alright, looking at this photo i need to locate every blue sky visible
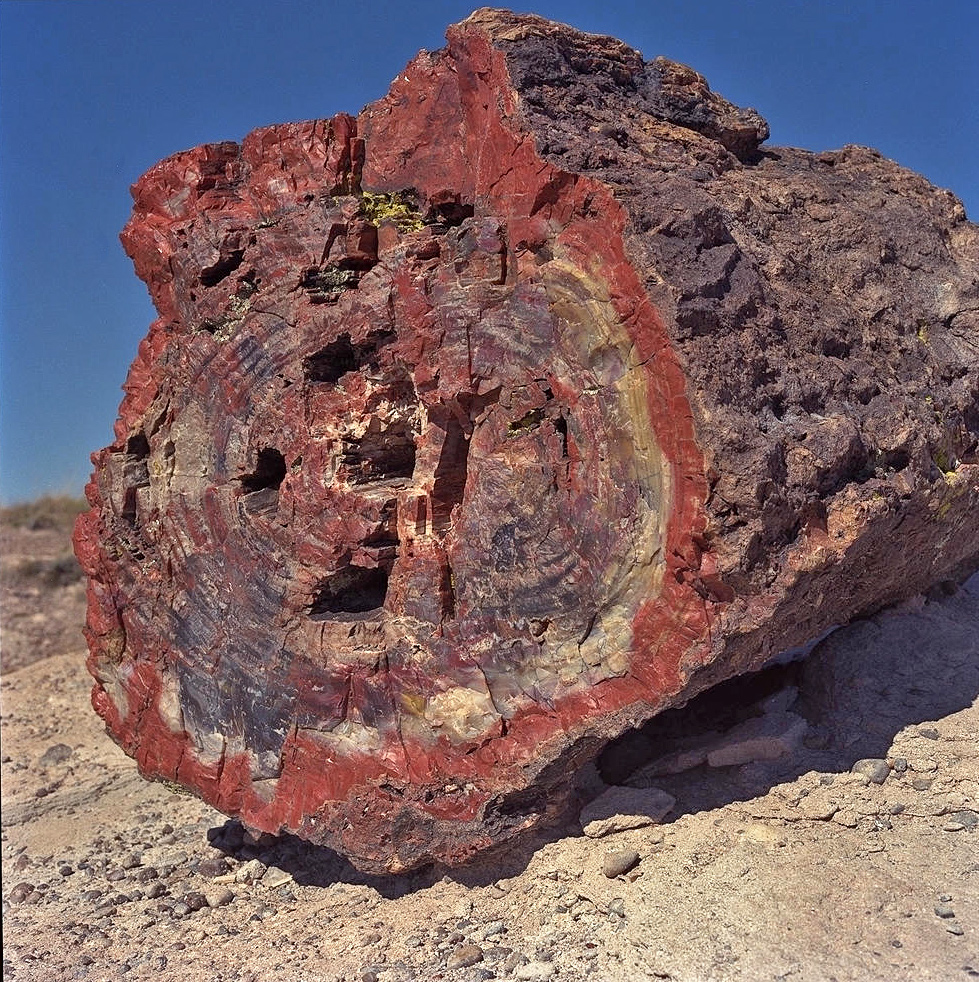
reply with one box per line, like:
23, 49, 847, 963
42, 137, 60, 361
1, 0, 976, 504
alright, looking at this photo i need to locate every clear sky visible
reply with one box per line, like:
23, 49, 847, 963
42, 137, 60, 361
1, 0, 976, 504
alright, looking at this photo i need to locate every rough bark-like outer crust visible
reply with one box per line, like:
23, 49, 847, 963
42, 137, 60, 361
75, 10, 979, 872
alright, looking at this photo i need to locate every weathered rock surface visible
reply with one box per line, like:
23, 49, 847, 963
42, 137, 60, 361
74, 9, 979, 872
579, 786, 675, 838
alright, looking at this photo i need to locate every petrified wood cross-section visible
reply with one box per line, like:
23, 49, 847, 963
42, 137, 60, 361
75, 10, 979, 872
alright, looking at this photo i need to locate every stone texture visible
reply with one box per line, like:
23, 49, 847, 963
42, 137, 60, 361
850, 758, 892, 785
74, 9, 979, 873
705, 711, 809, 767
602, 848, 641, 878
580, 786, 676, 838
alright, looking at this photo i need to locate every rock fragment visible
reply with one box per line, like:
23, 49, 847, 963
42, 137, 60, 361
234, 859, 267, 885
945, 810, 978, 830
580, 787, 676, 838
515, 962, 557, 979
7, 882, 34, 903
797, 796, 839, 822
261, 866, 293, 889
705, 712, 809, 768
38, 743, 73, 767
851, 759, 891, 785
205, 887, 234, 908
602, 848, 641, 879
447, 944, 485, 969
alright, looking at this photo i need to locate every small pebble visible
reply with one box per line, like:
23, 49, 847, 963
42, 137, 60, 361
934, 904, 956, 919
482, 946, 510, 964
918, 727, 940, 740
261, 865, 292, 888
947, 810, 979, 829
479, 920, 506, 940
145, 882, 167, 899
851, 759, 890, 785
39, 739, 70, 768
206, 887, 235, 908
197, 856, 230, 878
515, 962, 557, 980
502, 952, 531, 973
8, 882, 35, 903
235, 859, 267, 884
603, 848, 640, 878
799, 798, 838, 821
947, 924, 965, 936
447, 943, 485, 969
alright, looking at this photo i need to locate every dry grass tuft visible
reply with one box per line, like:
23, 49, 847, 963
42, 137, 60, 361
0, 496, 88, 534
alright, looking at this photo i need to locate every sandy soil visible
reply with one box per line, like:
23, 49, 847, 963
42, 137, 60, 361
2, 522, 977, 981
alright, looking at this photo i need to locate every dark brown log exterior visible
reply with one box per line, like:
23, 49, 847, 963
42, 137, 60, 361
74, 9, 979, 872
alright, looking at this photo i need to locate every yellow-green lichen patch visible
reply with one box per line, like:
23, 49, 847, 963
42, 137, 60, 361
360, 191, 427, 232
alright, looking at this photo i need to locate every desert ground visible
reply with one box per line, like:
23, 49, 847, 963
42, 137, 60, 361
2, 501, 977, 981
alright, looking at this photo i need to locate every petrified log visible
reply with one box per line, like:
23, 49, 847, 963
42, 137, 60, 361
74, 9, 979, 872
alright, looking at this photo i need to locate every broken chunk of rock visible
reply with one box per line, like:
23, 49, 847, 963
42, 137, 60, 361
705, 712, 809, 768
74, 9, 979, 873
850, 758, 891, 785
603, 848, 642, 879
580, 786, 677, 838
